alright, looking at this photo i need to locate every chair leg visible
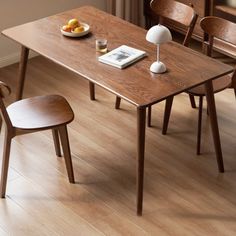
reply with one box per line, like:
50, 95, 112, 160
52, 129, 61, 157
0, 118, 2, 133
0, 131, 12, 198
162, 96, 174, 135
197, 96, 203, 155
58, 126, 75, 183
189, 94, 196, 108
147, 105, 152, 127
89, 82, 95, 101
115, 96, 121, 109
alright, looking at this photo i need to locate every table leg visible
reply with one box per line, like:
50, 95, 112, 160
137, 106, 146, 216
115, 96, 121, 109
89, 82, 95, 100
16, 46, 29, 101
204, 81, 224, 172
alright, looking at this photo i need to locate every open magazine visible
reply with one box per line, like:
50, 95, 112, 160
98, 45, 146, 69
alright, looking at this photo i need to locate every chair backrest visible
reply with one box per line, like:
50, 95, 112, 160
150, 0, 198, 46
200, 16, 236, 54
200, 16, 236, 91
0, 81, 11, 99
0, 81, 12, 129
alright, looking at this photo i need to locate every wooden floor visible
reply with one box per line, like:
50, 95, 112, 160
0, 53, 236, 235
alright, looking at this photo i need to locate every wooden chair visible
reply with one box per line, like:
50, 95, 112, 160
0, 81, 75, 197
163, 16, 236, 154
114, 0, 198, 125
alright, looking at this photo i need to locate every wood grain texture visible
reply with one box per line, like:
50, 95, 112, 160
215, 4, 236, 17
187, 74, 233, 95
144, 0, 206, 39
150, 0, 197, 27
145, 0, 198, 131
184, 17, 236, 155
2, 6, 233, 107
7, 95, 74, 130
200, 16, 236, 45
0, 56, 236, 234
117, 0, 198, 110
144, 0, 236, 57
16, 46, 29, 100
161, 16, 235, 157
1, 4, 235, 219
3, 6, 233, 215
0, 85, 75, 197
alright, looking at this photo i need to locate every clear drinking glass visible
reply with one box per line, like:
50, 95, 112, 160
96, 39, 107, 53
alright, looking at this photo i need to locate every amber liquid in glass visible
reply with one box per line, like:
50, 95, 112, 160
96, 39, 107, 53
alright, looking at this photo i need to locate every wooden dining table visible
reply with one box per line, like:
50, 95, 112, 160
2, 6, 234, 215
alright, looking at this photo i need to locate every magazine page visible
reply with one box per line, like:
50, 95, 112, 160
99, 45, 146, 69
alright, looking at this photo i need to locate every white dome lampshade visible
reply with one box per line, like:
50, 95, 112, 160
146, 24, 172, 74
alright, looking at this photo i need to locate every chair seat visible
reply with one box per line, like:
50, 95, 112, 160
7, 95, 74, 130
187, 74, 232, 96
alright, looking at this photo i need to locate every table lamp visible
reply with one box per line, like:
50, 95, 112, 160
146, 24, 172, 73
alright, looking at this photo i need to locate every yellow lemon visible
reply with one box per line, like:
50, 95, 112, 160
73, 26, 84, 33
67, 18, 79, 29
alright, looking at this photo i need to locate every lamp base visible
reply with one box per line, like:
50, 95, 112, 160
150, 61, 166, 74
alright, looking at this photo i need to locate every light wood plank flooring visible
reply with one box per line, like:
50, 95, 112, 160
0, 54, 235, 235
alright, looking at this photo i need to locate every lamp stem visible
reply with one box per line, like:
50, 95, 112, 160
157, 44, 160, 62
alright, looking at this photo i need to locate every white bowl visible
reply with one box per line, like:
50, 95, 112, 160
61, 22, 90, 37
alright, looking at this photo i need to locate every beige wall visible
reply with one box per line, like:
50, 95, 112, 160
0, 0, 107, 67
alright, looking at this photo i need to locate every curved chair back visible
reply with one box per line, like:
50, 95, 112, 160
0, 81, 12, 130
0, 81, 11, 98
200, 16, 236, 91
150, 0, 198, 46
200, 16, 236, 46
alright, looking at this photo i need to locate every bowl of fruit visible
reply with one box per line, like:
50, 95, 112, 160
61, 18, 90, 37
